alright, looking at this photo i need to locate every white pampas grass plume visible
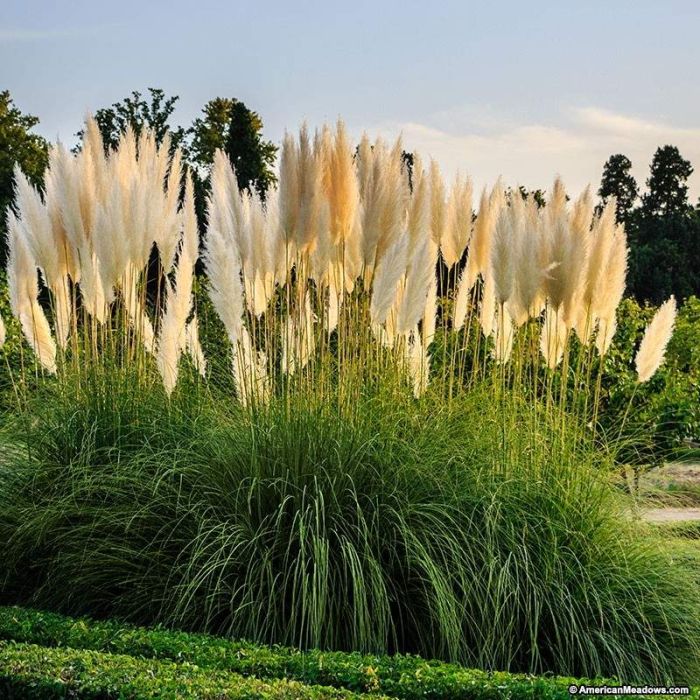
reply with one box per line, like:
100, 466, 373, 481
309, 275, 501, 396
6, 212, 57, 373
360, 138, 407, 278
422, 277, 438, 347
233, 326, 270, 406
157, 177, 199, 395
593, 224, 627, 349
0, 314, 5, 348
595, 316, 617, 356
509, 194, 546, 325
404, 329, 430, 398
540, 307, 568, 369
184, 314, 207, 378
479, 275, 496, 338
492, 306, 514, 363
581, 199, 616, 320
323, 120, 359, 245
204, 224, 245, 346
406, 155, 429, 250
396, 237, 435, 335
541, 178, 573, 311
429, 161, 446, 247
370, 235, 408, 325
635, 297, 677, 383
491, 202, 517, 305
441, 175, 473, 267
562, 188, 593, 328
21, 303, 57, 374
279, 131, 300, 240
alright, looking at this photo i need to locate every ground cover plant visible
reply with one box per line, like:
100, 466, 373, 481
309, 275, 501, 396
0, 118, 698, 685
0, 605, 619, 700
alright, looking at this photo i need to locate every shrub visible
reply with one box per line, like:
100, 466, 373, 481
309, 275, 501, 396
0, 606, 604, 699
598, 297, 700, 464
0, 641, 370, 699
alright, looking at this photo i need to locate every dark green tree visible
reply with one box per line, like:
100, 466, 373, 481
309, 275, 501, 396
598, 154, 638, 222
0, 91, 49, 266
641, 145, 693, 217
623, 146, 699, 303
187, 97, 277, 231
223, 100, 277, 199
188, 97, 235, 170
75, 88, 186, 152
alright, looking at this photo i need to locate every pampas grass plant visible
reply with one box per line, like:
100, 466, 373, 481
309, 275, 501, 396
1, 117, 697, 683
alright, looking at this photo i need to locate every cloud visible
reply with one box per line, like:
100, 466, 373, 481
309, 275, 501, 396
362, 106, 700, 200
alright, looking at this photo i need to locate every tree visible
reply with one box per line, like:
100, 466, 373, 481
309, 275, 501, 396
619, 145, 700, 304
641, 145, 693, 217
75, 88, 186, 152
224, 100, 277, 199
188, 97, 277, 221
0, 91, 49, 266
598, 154, 638, 222
188, 97, 235, 171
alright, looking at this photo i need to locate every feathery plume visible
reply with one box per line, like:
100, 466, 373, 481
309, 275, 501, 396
440, 175, 473, 267
6, 216, 56, 373
479, 275, 496, 338
422, 277, 438, 347
404, 329, 430, 398
595, 316, 617, 356
540, 307, 568, 369
397, 236, 435, 335
185, 315, 207, 378
429, 161, 446, 247
370, 235, 408, 326
635, 297, 677, 383
492, 306, 514, 364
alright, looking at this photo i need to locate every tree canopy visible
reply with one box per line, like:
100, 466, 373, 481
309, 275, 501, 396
598, 154, 638, 221
75, 88, 186, 153
0, 91, 49, 266
598, 145, 699, 304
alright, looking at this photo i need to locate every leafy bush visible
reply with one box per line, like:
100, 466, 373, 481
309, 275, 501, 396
0, 640, 369, 699
597, 296, 700, 464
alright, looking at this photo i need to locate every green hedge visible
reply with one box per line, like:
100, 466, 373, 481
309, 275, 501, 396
0, 640, 372, 699
0, 606, 599, 699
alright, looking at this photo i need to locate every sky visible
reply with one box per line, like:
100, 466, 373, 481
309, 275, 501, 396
2, 0, 700, 200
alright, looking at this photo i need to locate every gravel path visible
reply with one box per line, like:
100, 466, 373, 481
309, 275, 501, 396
643, 508, 700, 523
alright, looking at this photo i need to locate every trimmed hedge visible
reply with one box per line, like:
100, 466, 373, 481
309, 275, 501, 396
0, 606, 597, 699
0, 640, 373, 699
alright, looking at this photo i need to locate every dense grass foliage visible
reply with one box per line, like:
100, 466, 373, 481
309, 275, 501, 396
1, 374, 698, 683
0, 606, 612, 700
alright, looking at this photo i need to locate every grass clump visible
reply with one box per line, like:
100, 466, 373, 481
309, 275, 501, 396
1, 378, 699, 684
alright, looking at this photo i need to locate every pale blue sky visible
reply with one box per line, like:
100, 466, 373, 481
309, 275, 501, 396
2, 0, 700, 197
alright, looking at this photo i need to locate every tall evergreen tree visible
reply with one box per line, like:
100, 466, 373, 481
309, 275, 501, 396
641, 145, 693, 217
598, 154, 638, 222
620, 145, 700, 303
224, 100, 277, 199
